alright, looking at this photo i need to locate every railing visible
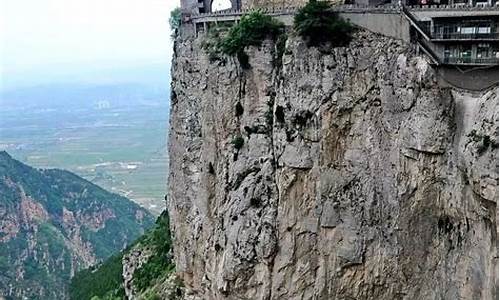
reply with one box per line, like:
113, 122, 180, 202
187, 2, 499, 22
190, 4, 402, 20
442, 56, 499, 64
191, 6, 299, 19
190, 2, 498, 21
407, 3, 499, 10
431, 32, 499, 40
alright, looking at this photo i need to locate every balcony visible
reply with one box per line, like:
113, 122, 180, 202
431, 31, 499, 40
442, 56, 499, 64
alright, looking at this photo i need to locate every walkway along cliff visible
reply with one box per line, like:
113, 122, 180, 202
166, 2, 499, 299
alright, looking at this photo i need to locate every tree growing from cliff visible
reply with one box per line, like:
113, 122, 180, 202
169, 8, 181, 38
231, 135, 245, 150
220, 11, 285, 68
294, 0, 353, 47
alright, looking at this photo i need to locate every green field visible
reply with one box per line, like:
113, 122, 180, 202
0, 92, 169, 215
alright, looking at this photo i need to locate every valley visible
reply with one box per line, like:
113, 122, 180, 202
0, 83, 169, 215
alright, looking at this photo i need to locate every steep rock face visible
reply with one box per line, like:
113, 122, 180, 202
123, 246, 153, 299
168, 30, 498, 299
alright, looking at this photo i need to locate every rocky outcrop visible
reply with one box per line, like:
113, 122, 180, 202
119, 210, 183, 300
168, 30, 498, 300
123, 246, 153, 299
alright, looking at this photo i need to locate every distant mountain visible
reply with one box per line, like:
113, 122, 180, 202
0, 151, 155, 300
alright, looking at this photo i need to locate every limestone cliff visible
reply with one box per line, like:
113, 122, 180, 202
167, 30, 498, 299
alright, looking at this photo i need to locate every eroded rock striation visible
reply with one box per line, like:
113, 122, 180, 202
168, 30, 498, 299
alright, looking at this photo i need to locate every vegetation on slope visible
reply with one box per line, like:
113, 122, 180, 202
170, 7, 181, 37
132, 210, 174, 292
221, 11, 285, 67
70, 211, 180, 300
0, 151, 155, 300
231, 135, 245, 150
202, 23, 234, 63
69, 253, 126, 300
294, 0, 353, 47
203, 11, 285, 68
202, 3, 352, 68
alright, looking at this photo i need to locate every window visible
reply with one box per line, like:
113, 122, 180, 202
460, 27, 475, 34
477, 27, 491, 34
477, 43, 491, 58
445, 45, 460, 58
460, 49, 472, 58
456, 45, 472, 61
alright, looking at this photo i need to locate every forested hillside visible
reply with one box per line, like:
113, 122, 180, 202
70, 211, 182, 300
0, 151, 155, 299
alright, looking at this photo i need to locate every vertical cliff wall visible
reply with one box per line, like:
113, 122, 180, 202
168, 29, 498, 299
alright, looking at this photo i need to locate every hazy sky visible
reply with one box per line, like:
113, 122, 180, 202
213, 0, 232, 11
0, 0, 179, 90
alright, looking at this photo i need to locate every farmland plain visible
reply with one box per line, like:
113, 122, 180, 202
0, 83, 170, 215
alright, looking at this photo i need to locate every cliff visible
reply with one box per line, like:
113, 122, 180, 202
167, 29, 498, 299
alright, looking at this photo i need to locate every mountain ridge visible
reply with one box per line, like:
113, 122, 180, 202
0, 151, 155, 299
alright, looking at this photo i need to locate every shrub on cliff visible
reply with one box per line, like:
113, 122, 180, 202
169, 8, 181, 38
201, 24, 232, 63
294, 0, 353, 47
220, 11, 285, 68
132, 211, 175, 292
231, 135, 244, 150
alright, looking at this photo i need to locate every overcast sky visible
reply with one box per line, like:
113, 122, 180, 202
0, 0, 179, 90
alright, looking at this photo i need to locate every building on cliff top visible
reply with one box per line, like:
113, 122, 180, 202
181, 0, 312, 15
407, 7, 498, 66
182, 0, 499, 13
180, 0, 499, 67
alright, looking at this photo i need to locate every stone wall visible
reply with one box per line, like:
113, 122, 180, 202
339, 11, 411, 41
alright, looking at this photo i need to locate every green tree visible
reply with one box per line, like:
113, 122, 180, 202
220, 11, 285, 68
294, 0, 353, 47
231, 135, 244, 150
69, 253, 126, 300
169, 8, 181, 37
